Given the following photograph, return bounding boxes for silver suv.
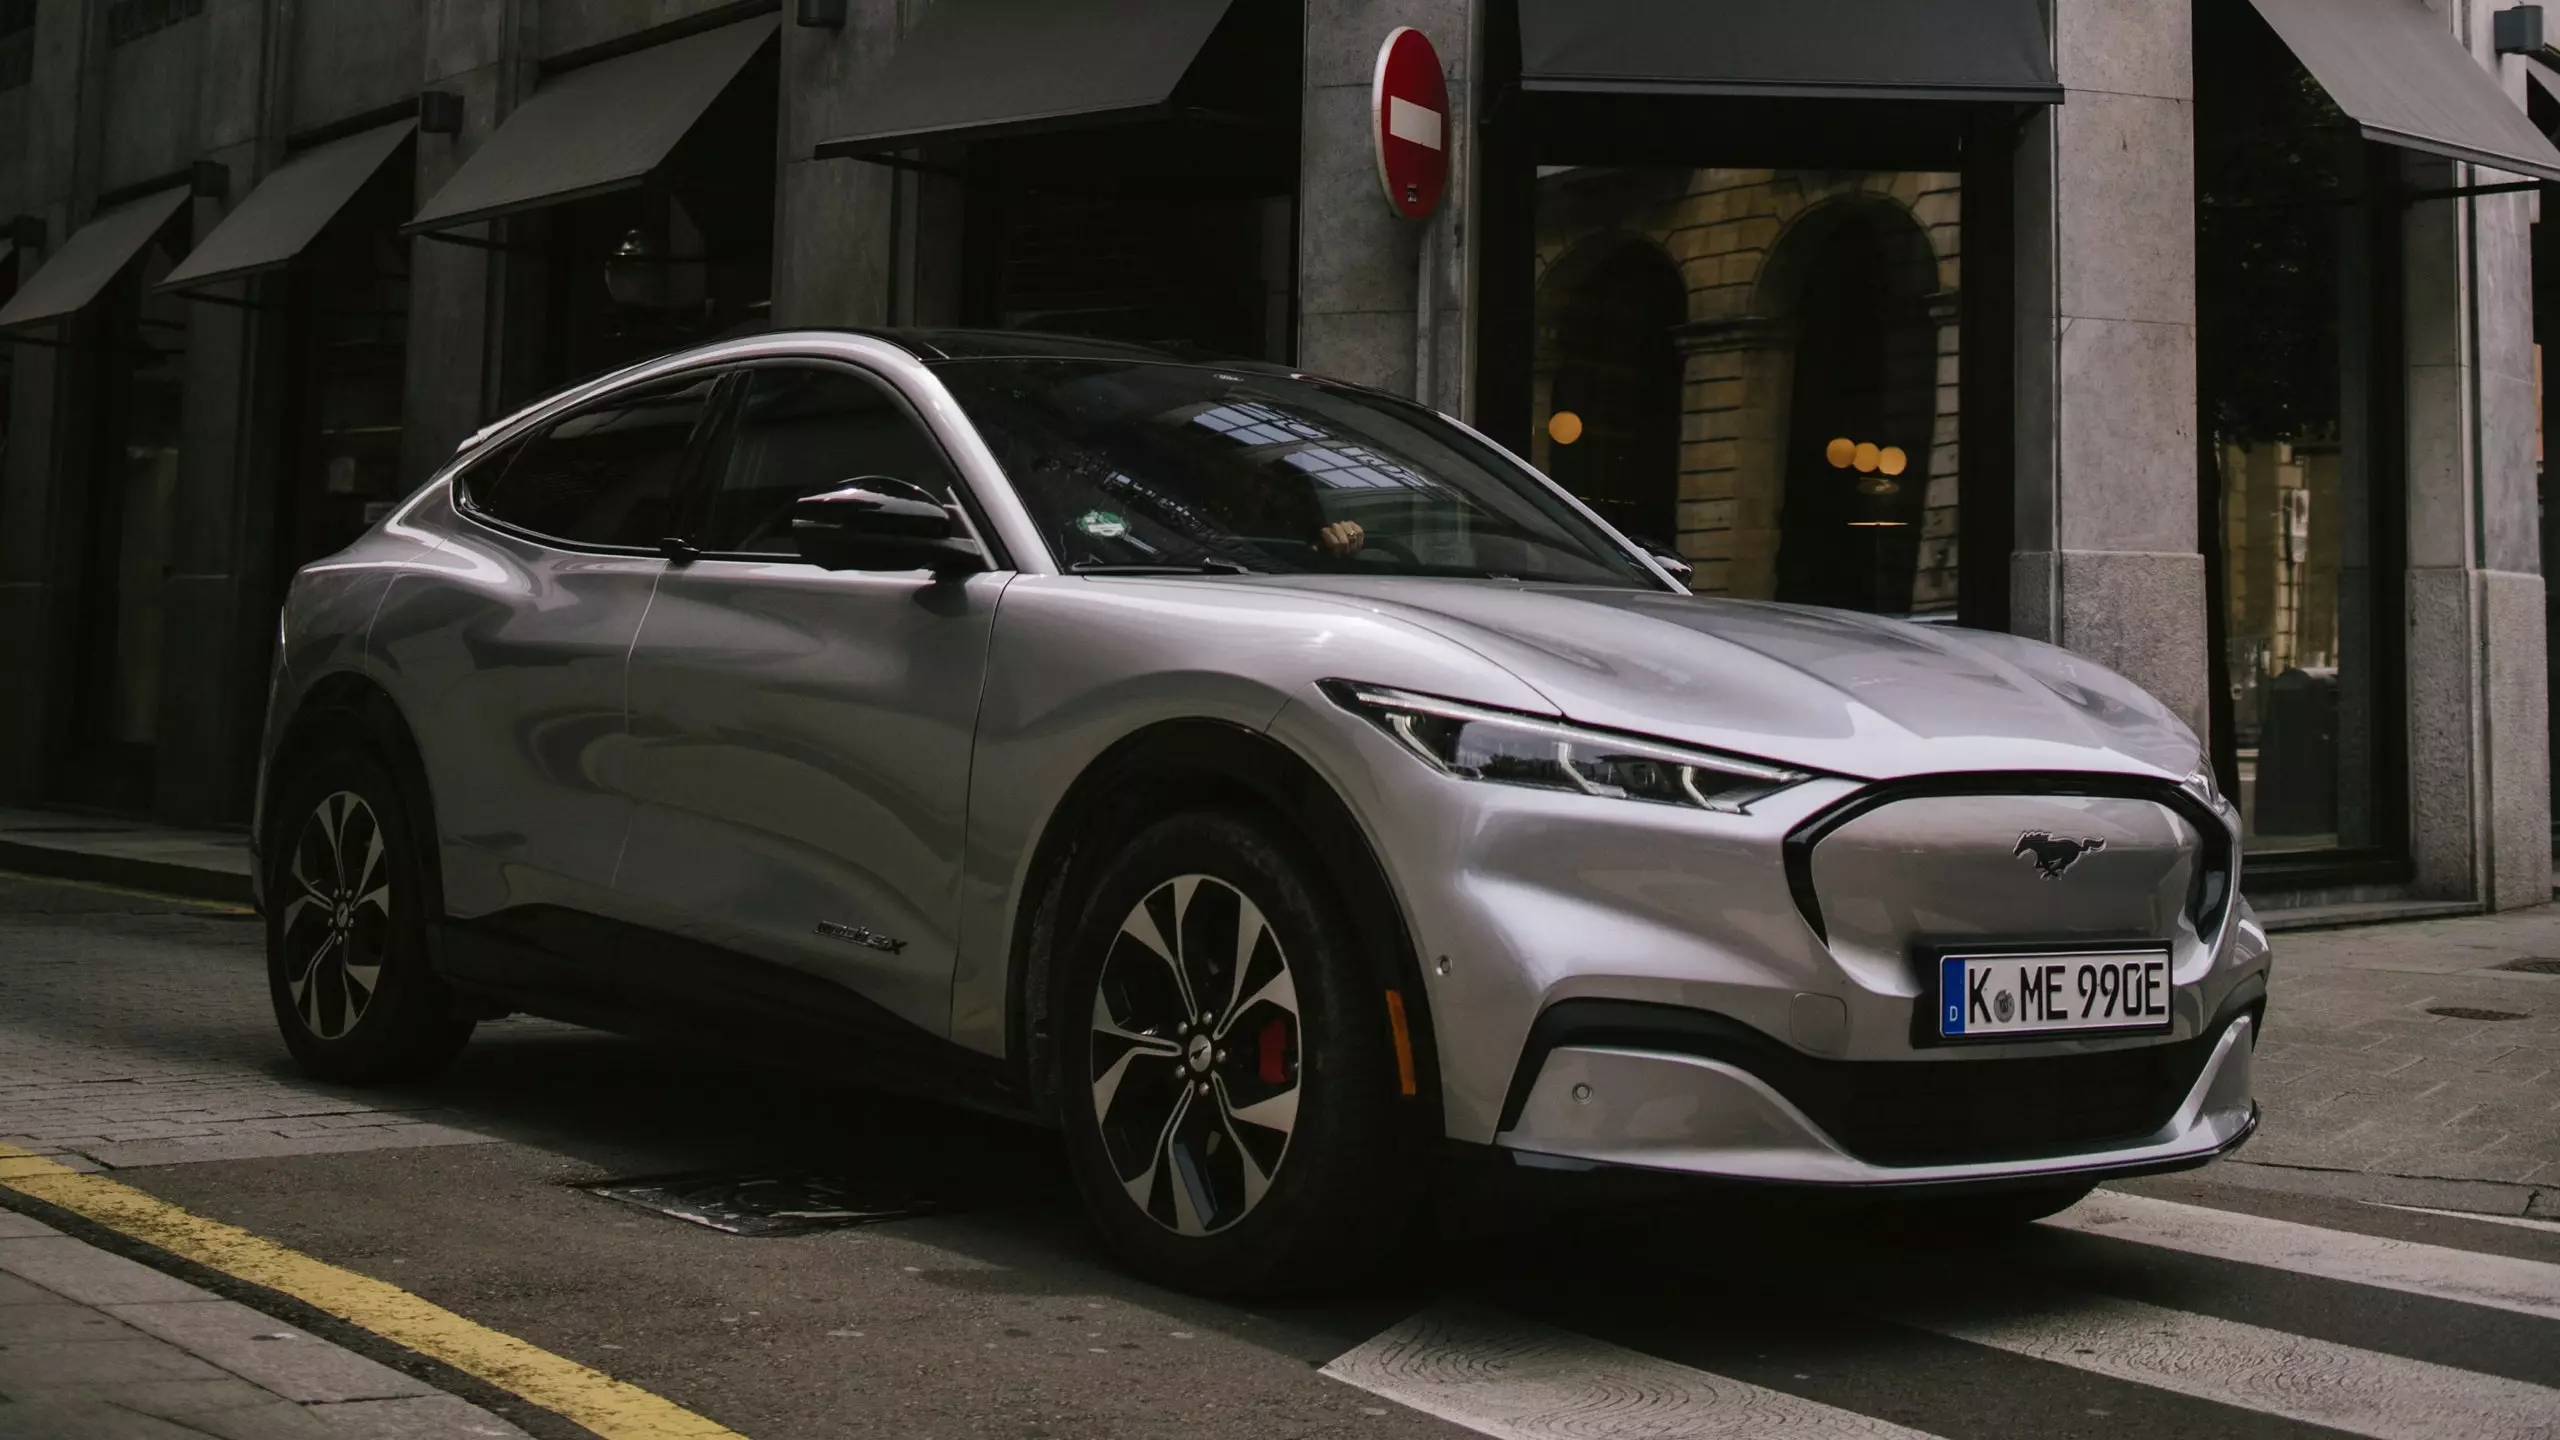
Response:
[253,329,2267,1294]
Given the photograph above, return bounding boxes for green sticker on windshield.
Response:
[1076,510,1128,540]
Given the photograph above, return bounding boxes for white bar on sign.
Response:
[1388,96,1443,151]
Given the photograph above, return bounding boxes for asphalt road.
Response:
[3,871,2557,1440]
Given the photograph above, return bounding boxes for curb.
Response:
[0,838,255,908]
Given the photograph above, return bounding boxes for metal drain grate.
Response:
[2495,957,2560,975]
[579,1171,947,1236]
[2426,1006,2530,1022]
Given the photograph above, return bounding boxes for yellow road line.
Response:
[0,867,257,914]
[0,1146,745,1440]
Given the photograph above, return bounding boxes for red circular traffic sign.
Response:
[1372,27,1449,219]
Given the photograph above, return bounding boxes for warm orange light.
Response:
[1548,411,1585,445]
[1825,437,1856,469]
[1853,442,1881,473]
[1878,446,1908,477]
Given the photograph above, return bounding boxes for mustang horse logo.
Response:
[2014,831,2106,879]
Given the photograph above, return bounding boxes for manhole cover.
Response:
[580,1171,947,1236]
[2496,957,2560,975]
[2426,1006,2530,1022]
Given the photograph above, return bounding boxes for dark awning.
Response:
[1517,0,2061,104]
[0,187,190,332]
[815,0,1235,157]
[2249,0,2560,181]
[408,14,777,233]
[158,120,415,292]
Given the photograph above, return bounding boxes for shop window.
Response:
[493,50,775,411]
[1528,169,1961,614]
[952,0,1299,361]
[278,154,413,596]
[2196,0,2404,867]
[65,226,192,807]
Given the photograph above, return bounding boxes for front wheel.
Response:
[1057,809,1418,1296]
[264,745,474,1083]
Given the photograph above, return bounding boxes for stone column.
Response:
[2012,0,2207,734]
[775,0,901,327]
[1298,0,1469,406]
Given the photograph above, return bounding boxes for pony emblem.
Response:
[2014,832,2106,880]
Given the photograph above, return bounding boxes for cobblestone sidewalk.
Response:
[0,882,492,1172]
[2239,906,2560,1214]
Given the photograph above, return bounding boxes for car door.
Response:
[615,360,1009,1039]
[377,369,727,922]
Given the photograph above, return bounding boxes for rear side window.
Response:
[695,365,960,555]
[465,372,723,547]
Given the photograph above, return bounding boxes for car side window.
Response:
[697,365,961,556]
[465,372,722,548]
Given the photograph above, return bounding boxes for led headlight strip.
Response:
[1325,681,1809,814]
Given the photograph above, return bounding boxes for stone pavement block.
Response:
[0,1336,232,1388]
[87,1123,493,1169]
[5,1376,284,1420]
[167,1395,346,1440]
[0,1209,58,1239]
[0,1271,66,1305]
[0,1237,206,1305]
[0,1296,131,1343]
[0,1397,237,1439]
[311,1394,536,1439]
[103,1300,438,1404]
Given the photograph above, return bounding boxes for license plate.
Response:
[1939,950,2172,1039]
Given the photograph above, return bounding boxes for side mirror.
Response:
[790,477,987,575]
[1628,535,1694,587]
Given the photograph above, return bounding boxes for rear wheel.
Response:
[265,745,473,1083]
[1057,809,1416,1297]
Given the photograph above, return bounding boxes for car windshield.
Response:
[929,358,1659,586]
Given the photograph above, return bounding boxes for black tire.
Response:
[1056,809,1417,1297]
[264,744,474,1084]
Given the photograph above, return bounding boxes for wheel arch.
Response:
[1010,718,1443,1137]
[261,671,445,921]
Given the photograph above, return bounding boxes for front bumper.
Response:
[1497,1001,2260,1187]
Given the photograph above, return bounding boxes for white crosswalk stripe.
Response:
[1322,1302,1945,1440]
[1327,1191,2560,1440]
[2048,1190,2560,1323]
[1880,1284,2560,1440]
[2375,1202,2560,1237]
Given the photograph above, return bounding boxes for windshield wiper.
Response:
[1070,558,1257,576]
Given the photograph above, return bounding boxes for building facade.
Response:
[0,0,2552,915]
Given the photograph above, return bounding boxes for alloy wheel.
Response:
[278,791,392,1041]
[1089,874,1301,1236]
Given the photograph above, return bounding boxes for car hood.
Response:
[1249,577,2201,781]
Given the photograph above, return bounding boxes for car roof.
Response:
[449,328,1307,460]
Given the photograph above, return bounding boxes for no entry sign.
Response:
[1372,27,1448,219]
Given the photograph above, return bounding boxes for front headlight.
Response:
[2180,762,2227,813]
[1324,681,1810,814]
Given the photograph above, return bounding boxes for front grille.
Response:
[1503,998,2249,1169]
[1771,1035,2218,1166]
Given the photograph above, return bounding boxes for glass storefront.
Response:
[1529,167,1962,616]
[2196,0,2404,865]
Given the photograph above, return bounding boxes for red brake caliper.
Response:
[1257,1016,1291,1084]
